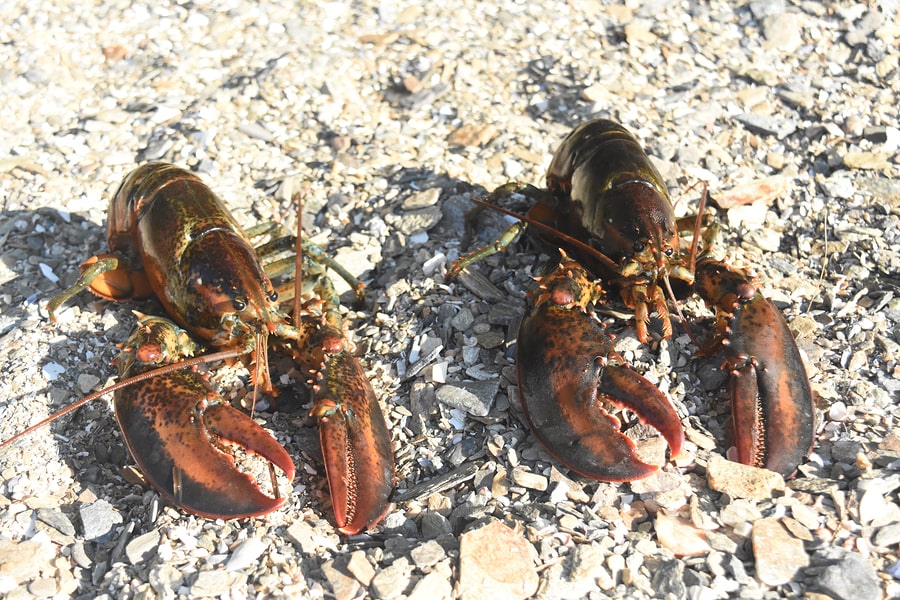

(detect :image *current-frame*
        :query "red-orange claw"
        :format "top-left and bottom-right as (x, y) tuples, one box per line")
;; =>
(115, 373), (294, 519)
(114, 315), (294, 519)
(696, 258), (815, 478)
(203, 404), (296, 482)
(721, 294), (815, 478)
(313, 351), (394, 535)
(516, 303), (683, 482)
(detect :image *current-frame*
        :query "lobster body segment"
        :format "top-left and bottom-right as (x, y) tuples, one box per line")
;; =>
(546, 120), (680, 278)
(449, 118), (815, 481)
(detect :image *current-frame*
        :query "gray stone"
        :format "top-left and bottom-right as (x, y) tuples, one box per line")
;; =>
(874, 522), (900, 547)
(733, 113), (797, 139)
(410, 539), (446, 568)
(125, 530), (160, 565)
(435, 381), (496, 417)
(35, 508), (75, 537)
(226, 537), (267, 571)
(371, 557), (414, 599)
(421, 511), (453, 539)
(816, 547), (880, 600)
(79, 500), (123, 542)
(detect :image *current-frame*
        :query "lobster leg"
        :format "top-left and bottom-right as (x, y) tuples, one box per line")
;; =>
(115, 316), (295, 519)
(46, 254), (153, 320)
(695, 258), (815, 478)
(446, 183), (553, 279)
(516, 257), (684, 481)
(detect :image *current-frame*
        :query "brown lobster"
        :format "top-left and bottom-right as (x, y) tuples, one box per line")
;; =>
(4, 163), (393, 533)
(448, 119), (815, 480)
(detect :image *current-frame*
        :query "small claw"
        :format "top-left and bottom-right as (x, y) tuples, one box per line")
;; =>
(723, 294), (815, 478)
(312, 351), (394, 535)
(517, 303), (683, 481)
(696, 259), (815, 478)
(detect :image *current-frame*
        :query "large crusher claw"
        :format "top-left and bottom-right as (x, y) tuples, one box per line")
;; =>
(516, 257), (684, 481)
(115, 316), (295, 519)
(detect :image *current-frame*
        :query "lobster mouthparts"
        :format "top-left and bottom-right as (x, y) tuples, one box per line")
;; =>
(516, 261), (684, 481)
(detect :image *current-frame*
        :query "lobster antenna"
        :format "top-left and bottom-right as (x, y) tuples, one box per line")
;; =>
(687, 181), (710, 275)
(469, 197), (621, 274)
(294, 189), (304, 321)
(665, 181), (711, 349)
(0, 348), (245, 449)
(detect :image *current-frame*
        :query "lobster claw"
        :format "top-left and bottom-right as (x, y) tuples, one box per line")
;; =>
(115, 316), (295, 519)
(516, 259), (684, 481)
(696, 258), (815, 478)
(311, 350), (394, 535)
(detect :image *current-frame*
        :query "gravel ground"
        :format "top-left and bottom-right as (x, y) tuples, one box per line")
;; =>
(1, 0), (899, 598)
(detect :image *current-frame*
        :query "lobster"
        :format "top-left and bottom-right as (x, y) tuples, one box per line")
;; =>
(4, 163), (393, 533)
(447, 118), (815, 481)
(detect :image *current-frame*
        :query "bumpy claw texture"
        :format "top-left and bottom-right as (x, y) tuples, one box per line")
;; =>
(115, 316), (295, 519)
(696, 258), (815, 478)
(312, 350), (394, 535)
(516, 260), (684, 481)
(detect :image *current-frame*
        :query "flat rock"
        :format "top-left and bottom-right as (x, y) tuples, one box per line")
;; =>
(79, 499), (123, 542)
(435, 383), (493, 417)
(707, 455), (785, 501)
(815, 547), (881, 600)
(751, 517), (809, 586)
(733, 113), (797, 139)
(346, 550), (376, 586)
(125, 530), (160, 565)
(226, 537), (267, 571)
(459, 520), (538, 600)
(655, 513), (712, 557)
(322, 558), (361, 600)
(407, 568), (453, 600)
(190, 570), (247, 597)
(370, 557), (413, 599)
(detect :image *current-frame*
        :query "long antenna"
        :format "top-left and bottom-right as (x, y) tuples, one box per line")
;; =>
(293, 190), (304, 321)
(469, 197), (621, 273)
(1, 348), (244, 449)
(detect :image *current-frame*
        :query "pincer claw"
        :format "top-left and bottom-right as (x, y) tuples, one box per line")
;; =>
(696, 258), (815, 478)
(312, 350), (394, 535)
(516, 260), (684, 481)
(115, 316), (295, 519)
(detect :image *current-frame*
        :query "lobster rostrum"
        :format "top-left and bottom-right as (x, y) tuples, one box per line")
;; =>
(6, 163), (393, 533)
(448, 119), (814, 480)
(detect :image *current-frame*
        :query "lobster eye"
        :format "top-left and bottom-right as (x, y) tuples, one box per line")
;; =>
(633, 241), (645, 253)
(232, 297), (247, 311)
(267, 290), (278, 302)
(665, 248), (674, 257)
